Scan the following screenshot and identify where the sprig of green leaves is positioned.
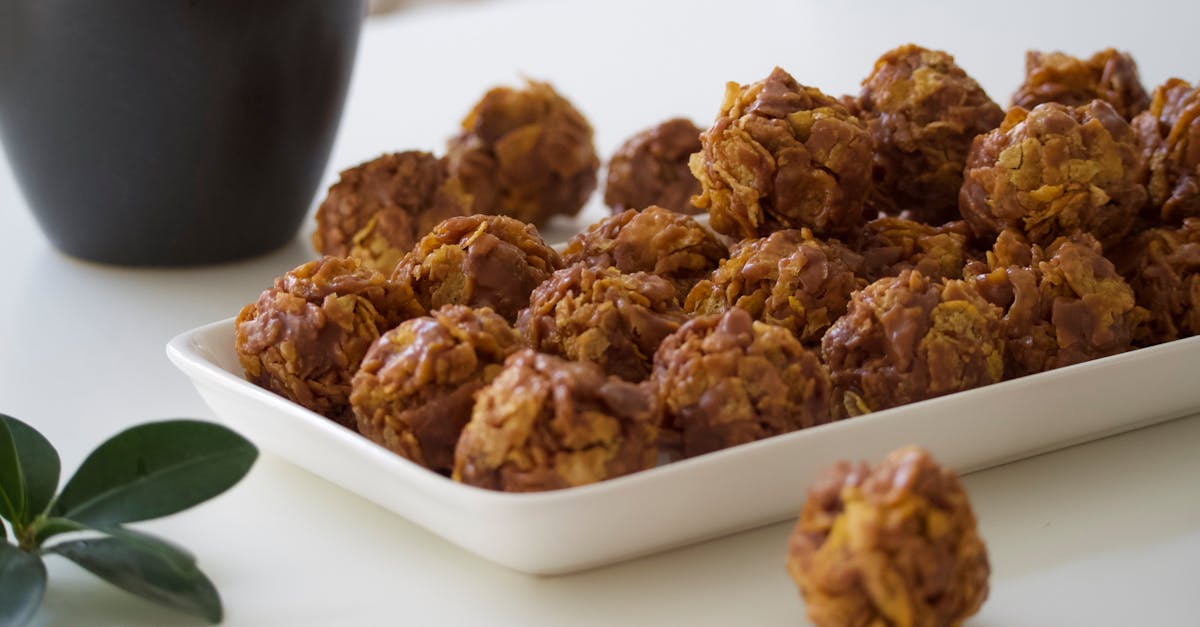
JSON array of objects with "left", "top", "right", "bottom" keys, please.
[{"left": 0, "top": 414, "right": 257, "bottom": 626}]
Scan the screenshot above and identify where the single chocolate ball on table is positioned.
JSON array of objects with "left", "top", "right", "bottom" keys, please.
[
  {"left": 446, "top": 79, "right": 599, "bottom": 226},
  {"left": 350, "top": 305, "right": 523, "bottom": 474},
  {"left": 853, "top": 44, "right": 1004, "bottom": 224},
  {"left": 821, "top": 270, "right": 1004, "bottom": 417},
  {"left": 235, "top": 256, "right": 424, "bottom": 428},
  {"left": 787, "top": 446, "right": 990, "bottom": 627},
  {"left": 959, "top": 100, "right": 1147, "bottom": 251},
  {"left": 685, "top": 228, "right": 863, "bottom": 346},
  {"left": 604, "top": 117, "right": 704, "bottom": 215},
  {"left": 690, "top": 66, "right": 873, "bottom": 239},
  {"left": 518, "top": 264, "right": 686, "bottom": 382},
  {"left": 311, "top": 151, "right": 472, "bottom": 273},
  {"left": 560, "top": 205, "right": 727, "bottom": 301},
  {"left": 1111, "top": 218, "right": 1200, "bottom": 345},
  {"left": 1010, "top": 48, "right": 1150, "bottom": 120},
  {"left": 453, "top": 349, "right": 660, "bottom": 492},
  {"left": 1133, "top": 78, "right": 1200, "bottom": 225},
  {"left": 652, "top": 308, "right": 832, "bottom": 459},
  {"left": 392, "top": 214, "right": 563, "bottom": 323}
]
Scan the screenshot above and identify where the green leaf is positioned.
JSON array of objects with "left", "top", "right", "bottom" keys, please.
[
  {"left": 0, "top": 414, "right": 61, "bottom": 526},
  {"left": 48, "top": 528, "right": 221, "bottom": 623},
  {"left": 53, "top": 420, "right": 256, "bottom": 527},
  {"left": 0, "top": 542, "right": 47, "bottom": 627},
  {"left": 33, "top": 517, "right": 87, "bottom": 545}
]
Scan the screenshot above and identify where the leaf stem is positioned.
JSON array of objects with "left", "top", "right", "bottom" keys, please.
[{"left": 16, "top": 515, "right": 45, "bottom": 552}]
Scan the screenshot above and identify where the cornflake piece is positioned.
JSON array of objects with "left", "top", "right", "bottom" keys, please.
[
  {"left": 351, "top": 305, "right": 523, "bottom": 474},
  {"left": 652, "top": 308, "right": 831, "bottom": 459},
  {"left": 312, "top": 151, "right": 471, "bottom": 273},
  {"left": 787, "top": 446, "right": 989, "bottom": 627},
  {"left": 235, "top": 256, "right": 423, "bottom": 428},
  {"left": 690, "top": 66, "right": 873, "bottom": 239},
  {"left": 446, "top": 79, "right": 598, "bottom": 226},
  {"left": 453, "top": 349, "right": 659, "bottom": 492},
  {"left": 393, "top": 214, "right": 563, "bottom": 323}
]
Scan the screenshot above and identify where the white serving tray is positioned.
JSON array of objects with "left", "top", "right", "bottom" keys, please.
[{"left": 166, "top": 320, "right": 1200, "bottom": 575}]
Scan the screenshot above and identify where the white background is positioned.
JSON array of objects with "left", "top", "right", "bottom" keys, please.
[{"left": 2, "top": 0, "right": 1199, "bottom": 624}]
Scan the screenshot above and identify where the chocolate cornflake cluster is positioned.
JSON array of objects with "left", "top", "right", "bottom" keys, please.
[
  {"left": 560, "top": 205, "right": 727, "bottom": 301},
  {"left": 822, "top": 270, "right": 1004, "bottom": 416},
  {"left": 453, "top": 349, "right": 659, "bottom": 492},
  {"left": 857, "top": 217, "right": 970, "bottom": 282},
  {"left": 518, "top": 264, "right": 686, "bottom": 382},
  {"left": 604, "top": 118, "right": 704, "bottom": 215},
  {"left": 1011, "top": 49, "right": 1150, "bottom": 120},
  {"left": 652, "top": 309, "right": 831, "bottom": 459},
  {"left": 969, "top": 231, "right": 1145, "bottom": 378},
  {"left": 1134, "top": 79, "right": 1200, "bottom": 224},
  {"left": 235, "top": 256, "right": 423, "bottom": 428},
  {"left": 446, "top": 79, "right": 599, "bottom": 226},
  {"left": 852, "top": 44, "right": 1004, "bottom": 224},
  {"left": 691, "top": 66, "right": 873, "bottom": 239},
  {"left": 960, "top": 100, "right": 1147, "bottom": 250},
  {"left": 312, "top": 151, "right": 472, "bottom": 273},
  {"left": 393, "top": 214, "right": 563, "bottom": 322},
  {"left": 685, "top": 229, "right": 863, "bottom": 345},
  {"left": 350, "top": 305, "right": 523, "bottom": 474},
  {"left": 1112, "top": 219, "right": 1200, "bottom": 345},
  {"left": 787, "top": 446, "right": 990, "bottom": 627}
]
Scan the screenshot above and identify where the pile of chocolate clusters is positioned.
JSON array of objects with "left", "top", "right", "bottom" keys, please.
[{"left": 235, "top": 45, "right": 1198, "bottom": 494}]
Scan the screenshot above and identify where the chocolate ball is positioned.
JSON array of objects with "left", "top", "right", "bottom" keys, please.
[
  {"left": 604, "top": 117, "right": 704, "bottom": 215},
  {"left": 685, "top": 229, "right": 864, "bottom": 345},
  {"left": 959, "top": 101, "right": 1147, "bottom": 250},
  {"left": 652, "top": 308, "right": 832, "bottom": 459},
  {"left": 350, "top": 305, "right": 523, "bottom": 474},
  {"left": 518, "top": 264, "right": 686, "bottom": 382},
  {"left": 690, "top": 66, "right": 873, "bottom": 239},
  {"left": 787, "top": 446, "right": 990, "bottom": 627},
  {"left": 311, "top": 151, "right": 472, "bottom": 273},
  {"left": 393, "top": 214, "right": 563, "bottom": 323},
  {"left": 446, "top": 79, "right": 599, "bottom": 226},
  {"left": 821, "top": 270, "right": 1004, "bottom": 416},
  {"left": 858, "top": 216, "right": 969, "bottom": 282},
  {"left": 1111, "top": 218, "right": 1200, "bottom": 345},
  {"left": 235, "top": 256, "right": 423, "bottom": 428},
  {"left": 855, "top": 44, "right": 1004, "bottom": 224},
  {"left": 1133, "top": 78, "right": 1200, "bottom": 224},
  {"left": 453, "top": 349, "right": 659, "bottom": 492},
  {"left": 1011, "top": 49, "right": 1150, "bottom": 120},
  {"left": 560, "top": 205, "right": 727, "bottom": 301}
]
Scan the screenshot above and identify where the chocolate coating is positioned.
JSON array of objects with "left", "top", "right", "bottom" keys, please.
[
  {"left": 453, "top": 349, "right": 659, "bottom": 492},
  {"left": 393, "top": 214, "right": 563, "bottom": 323},
  {"left": 858, "top": 217, "right": 969, "bottom": 282},
  {"left": 855, "top": 44, "right": 1004, "bottom": 224},
  {"left": 235, "top": 256, "right": 424, "bottom": 428},
  {"left": 311, "top": 151, "right": 472, "bottom": 273},
  {"left": 1134, "top": 78, "right": 1200, "bottom": 224},
  {"left": 787, "top": 446, "right": 990, "bottom": 627},
  {"left": 690, "top": 66, "right": 873, "bottom": 239},
  {"left": 685, "top": 229, "right": 864, "bottom": 345},
  {"left": 604, "top": 117, "right": 704, "bottom": 215},
  {"left": 518, "top": 264, "right": 686, "bottom": 382},
  {"left": 959, "top": 101, "right": 1147, "bottom": 250},
  {"left": 821, "top": 270, "right": 1004, "bottom": 416},
  {"left": 560, "top": 205, "right": 727, "bottom": 300},
  {"left": 446, "top": 79, "right": 599, "bottom": 226},
  {"left": 1011, "top": 49, "right": 1150, "bottom": 120},
  {"left": 350, "top": 305, "right": 523, "bottom": 474},
  {"left": 652, "top": 308, "right": 831, "bottom": 459},
  {"left": 1112, "top": 218, "right": 1200, "bottom": 345},
  {"left": 968, "top": 231, "right": 1144, "bottom": 377}
]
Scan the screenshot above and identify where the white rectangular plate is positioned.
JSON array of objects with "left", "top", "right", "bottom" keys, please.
[{"left": 167, "top": 320, "right": 1200, "bottom": 575}]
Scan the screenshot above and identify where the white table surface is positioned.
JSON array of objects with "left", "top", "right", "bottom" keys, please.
[{"left": 3, "top": 1, "right": 1199, "bottom": 625}]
